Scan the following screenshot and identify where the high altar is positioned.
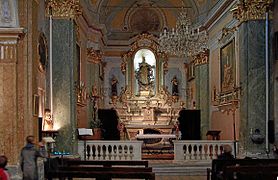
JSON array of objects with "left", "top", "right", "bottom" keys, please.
[{"left": 108, "top": 34, "right": 185, "bottom": 139}]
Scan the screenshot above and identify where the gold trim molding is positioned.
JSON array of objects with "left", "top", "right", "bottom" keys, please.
[
  {"left": 46, "top": 0, "right": 82, "bottom": 19},
  {"left": 87, "top": 48, "right": 103, "bottom": 64},
  {"left": 192, "top": 50, "right": 209, "bottom": 66},
  {"left": 232, "top": 0, "right": 273, "bottom": 23},
  {"left": 219, "top": 27, "right": 237, "bottom": 43}
]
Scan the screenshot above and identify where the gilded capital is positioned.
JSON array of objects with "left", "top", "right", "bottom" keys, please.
[
  {"left": 46, "top": 0, "right": 82, "bottom": 19},
  {"left": 192, "top": 50, "right": 209, "bottom": 66},
  {"left": 87, "top": 48, "right": 103, "bottom": 64},
  {"left": 232, "top": 0, "right": 273, "bottom": 23}
]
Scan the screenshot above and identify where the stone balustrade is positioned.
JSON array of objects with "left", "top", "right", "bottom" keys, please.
[
  {"left": 174, "top": 140, "right": 236, "bottom": 162},
  {"left": 78, "top": 140, "right": 237, "bottom": 162},
  {"left": 78, "top": 140, "right": 143, "bottom": 160}
]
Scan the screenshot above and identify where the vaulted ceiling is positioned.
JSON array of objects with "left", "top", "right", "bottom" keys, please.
[{"left": 82, "top": 0, "right": 219, "bottom": 41}]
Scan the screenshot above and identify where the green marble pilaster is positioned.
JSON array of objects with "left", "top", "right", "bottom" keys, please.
[
  {"left": 51, "top": 19, "right": 77, "bottom": 153},
  {"left": 195, "top": 64, "right": 210, "bottom": 139},
  {"left": 238, "top": 20, "right": 269, "bottom": 154}
]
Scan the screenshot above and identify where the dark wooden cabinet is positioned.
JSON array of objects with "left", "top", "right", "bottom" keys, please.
[{"left": 178, "top": 109, "right": 201, "bottom": 140}]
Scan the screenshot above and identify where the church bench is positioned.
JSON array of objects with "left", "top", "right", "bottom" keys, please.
[
  {"left": 45, "top": 159, "right": 154, "bottom": 180},
  {"left": 47, "top": 170, "right": 155, "bottom": 180},
  {"left": 223, "top": 164, "right": 278, "bottom": 180},
  {"left": 208, "top": 159, "right": 278, "bottom": 180},
  {"left": 57, "top": 166, "right": 153, "bottom": 172},
  {"left": 63, "top": 159, "right": 149, "bottom": 167}
]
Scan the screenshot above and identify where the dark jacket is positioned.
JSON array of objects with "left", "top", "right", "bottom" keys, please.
[{"left": 20, "top": 143, "right": 46, "bottom": 180}]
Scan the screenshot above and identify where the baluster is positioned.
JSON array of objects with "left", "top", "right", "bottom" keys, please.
[
  {"left": 198, "top": 144, "right": 202, "bottom": 160},
  {"left": 129, "top": 145, "right": 134, "bottom": 160},
  {"left": 118, "top": 145, "right": 123, "bottom": 160},
  {"left": 108, "top": 145, "right": 112, "bottom": 160},
  {"left": 183, "top": 144, "right": 187, "bottom": 160},
  {"left": 113, "top": 145, "right": 117, "bottom": 160}
]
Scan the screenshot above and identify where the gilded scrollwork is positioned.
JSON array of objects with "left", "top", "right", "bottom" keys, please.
[
  {"left": 232, "top": 0, "right": 273, "bottom": 24},
  {"left": 218, "top": 27, "right": 237, "bottom": 44},
  {"left": 192, "top": 49, "right": 209, "bottom": 66},
  {"left": 75, "top": 81, "right": 87, "bottom": 106},
  {"left": 46, "top": 0, "right": 82, "bottom": 19},
  {"left": 87, "top": 47, "right": 103, "bottom": 64}
]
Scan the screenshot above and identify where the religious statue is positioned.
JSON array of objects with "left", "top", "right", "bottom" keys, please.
[
  {"left": 43, "top": 109, "right": 53, "bottom": 131},
  {"left": 111, "top": 75, "right": 118, "bottom": 96},
  {"left": 222, "top": 63, "right": 233, "bottom": 90},
  {"left": 135, "top": 56, "right": 154, "bottom": 90},
  {"left": 171, "top": 76, "right": 179, "bottom": 96},
  {"left": 117, "top": 122, "right": 129, "bottom": 140}
]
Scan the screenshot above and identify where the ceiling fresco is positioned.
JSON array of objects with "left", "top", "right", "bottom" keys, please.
[{"left": 84, "top": 0, "right": 218, "bottom": 40}]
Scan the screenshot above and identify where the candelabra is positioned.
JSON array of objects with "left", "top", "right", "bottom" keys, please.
[{"left": 158, "top": 8, "right": 208, "bottom": 57}]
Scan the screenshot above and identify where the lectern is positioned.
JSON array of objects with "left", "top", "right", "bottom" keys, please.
[{"left": 206, "top": 130, "right": 221, "bottom": 140}]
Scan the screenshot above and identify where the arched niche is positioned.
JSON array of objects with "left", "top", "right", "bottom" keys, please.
[{"left": 121, "top": 33, "right": 168, "bottom": 98}]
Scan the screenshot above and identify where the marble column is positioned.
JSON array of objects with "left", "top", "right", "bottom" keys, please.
[
  {"left": 238, "top": 20, "right": 271, "bottom": 155},
  {"left": 195, "top": 63, "right": 210, "bottom": 139},
  {"left": 51, "top": 19, "right": 77, "bottom": 153}
]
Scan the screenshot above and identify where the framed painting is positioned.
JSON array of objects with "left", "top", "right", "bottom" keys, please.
[
  {"left": 33, "top": 94, "right": 39, "bottom": 116},
  {"left": 187, "top": 61, "right": 195, "bottom": 81},
  {"left": 220, "top": 39, "right": 236, "bottom": 92}
]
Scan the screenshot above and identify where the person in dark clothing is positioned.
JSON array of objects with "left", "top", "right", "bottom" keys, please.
[
  {"left": 217, "top": 144, "right": 234, "bottom": 160},
  {"left": 20, "top": 135, "right": 46, "bottom": 180},
  {"left": 216, "top": 145, "right": 235, "bottom": 180}
]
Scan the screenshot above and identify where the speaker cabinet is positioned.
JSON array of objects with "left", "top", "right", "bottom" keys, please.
[
  {"left": 98, "top": 109, "right": 120, "bottom": 140},
  {"left": 268, "top": 120, "right": 275, "bottom": 144},
  {"left": 178, "top": 109, "right": 201, "bottom": 140}
]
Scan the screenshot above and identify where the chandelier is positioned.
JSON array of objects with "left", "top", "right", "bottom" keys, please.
[{"left": 158, "top": 8, "right": 208, "bottom": 57}]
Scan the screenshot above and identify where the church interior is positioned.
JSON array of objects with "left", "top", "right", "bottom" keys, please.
[{"left": 0, "top": 0, "right": 278, "bottom": 179}]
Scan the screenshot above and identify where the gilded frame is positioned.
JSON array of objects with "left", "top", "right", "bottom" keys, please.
[
  {"left": 220, "top": 39, "right": 236, "bottom": 92},
  {"left": 33, "top": 94, "right": 39, "bottom": 116}
]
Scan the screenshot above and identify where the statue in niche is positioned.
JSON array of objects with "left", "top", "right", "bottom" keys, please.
[
  {"left": 43, "top": 109, "right": 53, "bottom": 131},
  {"left": 111, "top": 75, "right": 118, "bottom": 96},
  {"left": 135, "top": 56, "right": 154, "bottom": 90},
  {"left": 171, "top": 76, "right": 179, "bottom": 96}
]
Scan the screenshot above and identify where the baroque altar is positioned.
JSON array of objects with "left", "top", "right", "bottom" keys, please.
[{"left": 108, "top": 33, "right": 185, "bottom": 139}]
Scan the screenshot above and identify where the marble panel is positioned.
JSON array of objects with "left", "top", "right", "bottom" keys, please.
[
  {"left": 0, "top": 64, "right": 17, "bottom": 163},
  {"left": 51, "top": 19, "right": 77, "bottom": 153},
  {"left": 239, "top": 21, "right": 267, "bottom": 153},
  {"left": 195, "top": 64, "right": 209, "bottom": 139}
]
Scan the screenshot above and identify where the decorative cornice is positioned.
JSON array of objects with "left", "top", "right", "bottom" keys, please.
[
  {"left": 232, "top": 0, "right": 273, "bottom": 23},
  {"left": 218, "top": 27, "right": 237, "bottom": 43},
  {"left": 192, "top": 49, "right": 209, "bottom": 66},
  {"left": 87, "top": 48, "right": 103, "bottom": 64},
  {"left": 0, "top": 28, "right": 25, "bottom": 42},
  {"left": 46, "top": 0, "right": 82, "bottom": 19}
]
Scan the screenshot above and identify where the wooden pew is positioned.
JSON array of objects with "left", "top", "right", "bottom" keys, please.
[
  {"left": 64, "top": 159, "right": 149, "bottom": 167},
  {"left": 47, "top": 170, "right": 155, "bottom": 180},
  {"left": 46, "top": 159, "right": 155, "bottom": 180},
  {"left": 208, "top": 159, "right": 278, "bottom": 180},
  {"left": 223, "top": 164, "right": 278, "bottom": 180}
]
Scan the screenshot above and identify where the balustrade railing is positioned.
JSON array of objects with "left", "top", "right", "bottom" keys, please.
[
  {"left": 78, "top": 140, "right": 237, "bottom": 162},
  {"left": 78, "top": 140, "right": 143, "bottom": 160},
  {"left": 174, "top": 140, "right": 236, "bottom": 162}
]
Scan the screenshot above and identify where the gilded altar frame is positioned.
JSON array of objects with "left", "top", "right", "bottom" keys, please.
[{"left": 121, "top": 33, "right": 168, "bottom": 98}]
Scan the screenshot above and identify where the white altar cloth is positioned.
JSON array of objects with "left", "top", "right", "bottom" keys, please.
[{"left": 135, "top": 134, "right": 176, "bottom": 139}]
